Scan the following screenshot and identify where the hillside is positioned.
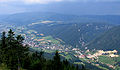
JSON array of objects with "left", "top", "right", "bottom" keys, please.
[
  {"left": 86, "top": 26, "right": 120, "bottom": 53},
  {"left": 28, "top": 21, "right": 113, "bottom": 48},
  {"left": 1, "top": 12, "right": 119, "bottom": 49}
]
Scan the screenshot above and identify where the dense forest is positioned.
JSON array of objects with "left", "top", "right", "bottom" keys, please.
[{"left": 0, "top": 29, "right": 86, "bottom": 70}]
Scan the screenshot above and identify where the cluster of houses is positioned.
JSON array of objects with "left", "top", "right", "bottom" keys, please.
[
  {"left": 93, "top": 50, "right": 119, "bottom": 58},
  {"left": 74, "top": 49, "right": 119, "bottom": 59}
]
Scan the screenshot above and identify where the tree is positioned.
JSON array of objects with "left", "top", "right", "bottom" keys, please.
[
  {"left": 0, "top": 29, "right": 29, "bottom": 70},
  {"left": 29, "top": 51, "right": 45, "bottom": 70},
  {"left": 81, "top": 65, "right": 86, "bottom": 70},
  {"left": 16, "top": 35, "right": 29, "bottom": 70},
  {"left": 1, "top": 32, "right": 6, "bottom": 49},
  {"left": 0, "top": 32, "right": 7, "bottom": 63},
  {"left": 53, "top": 51, "right": 62, "bottom": 70}
]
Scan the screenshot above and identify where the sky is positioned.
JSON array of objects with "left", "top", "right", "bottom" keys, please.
[{"left": 0, "top": 0, "right": 120, "bottom": 15}]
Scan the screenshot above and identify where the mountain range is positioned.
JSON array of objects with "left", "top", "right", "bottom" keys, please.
[{"left": 0, "top": 12, "right": 120, "bottom": 52}]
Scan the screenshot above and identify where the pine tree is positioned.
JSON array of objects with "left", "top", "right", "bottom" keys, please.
[
  {"left": 53, "top": 51, "right": 62, "bottom": 70},
  {"left": 0, "top": 29, "right": 29, "bottom": 70},
  {"left": 0, "top": 31, "right": 7, "bottom": 63},
  {"left": 1, "top": 32, "right": 6, "bottom": 49}
]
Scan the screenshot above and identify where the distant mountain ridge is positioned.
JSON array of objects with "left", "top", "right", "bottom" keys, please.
[{"left": 0, "top": 12, "right": 120, "bottom": 25}]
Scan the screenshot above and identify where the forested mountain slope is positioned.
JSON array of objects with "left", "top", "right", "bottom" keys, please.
[
  {"left": 86, "top": 26, "right": 120, "bottom": 53},
  {"left": 28, "top": 22, "right": 113, "bottom": 48}
]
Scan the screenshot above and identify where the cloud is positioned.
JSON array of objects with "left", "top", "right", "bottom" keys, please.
[
  {"left": 0, "top": 0, "right": 73, "bottom": 4},
  {"left": 23, "top": 0, "right": 64, "bottom": 4},
  {"left": 0, "top": 0, "right": 15, "bottom": 2},
  {"left": 0, "top": 0, "right": 120, "bottom": 4}
]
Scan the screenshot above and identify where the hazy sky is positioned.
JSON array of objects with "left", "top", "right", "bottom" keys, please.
[{"left": 0, "top": 0, "right": 120, "bottom": 15}]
